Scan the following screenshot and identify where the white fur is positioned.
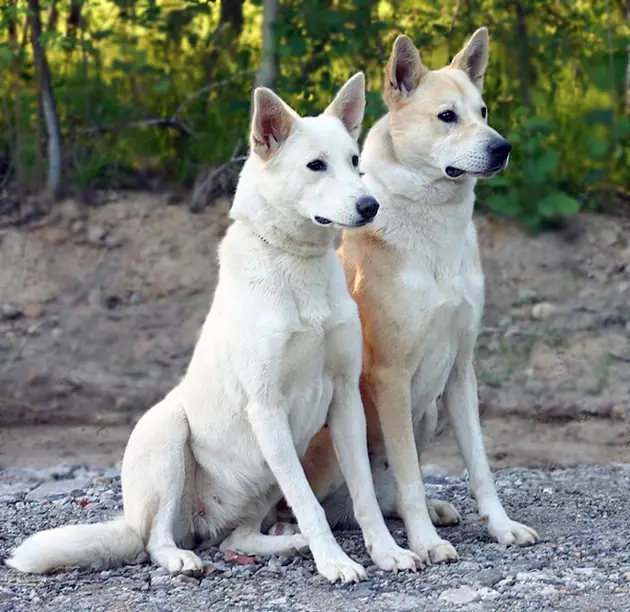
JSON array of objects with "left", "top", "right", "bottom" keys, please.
[{"left": 6, "top": 74, "right": 419, "bottom": 583}]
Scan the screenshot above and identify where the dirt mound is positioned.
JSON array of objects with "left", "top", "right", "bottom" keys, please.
[{"left": 1, "top": 193, "right": 629, "bottom": 469}]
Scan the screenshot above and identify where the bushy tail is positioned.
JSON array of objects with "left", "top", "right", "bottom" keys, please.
[{"left": 5, "top": 519, "right": 144, "bottom": 574}]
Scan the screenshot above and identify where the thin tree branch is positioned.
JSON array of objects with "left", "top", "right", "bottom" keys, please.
[
  {"left": 171, "top": 69, "right": 254, "bottom": 118},
  {"left": 78, "top": 117, "right": 199, "bottom": 139}
]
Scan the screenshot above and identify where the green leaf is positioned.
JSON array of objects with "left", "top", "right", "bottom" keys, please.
[
  {"left": 486, "top": 193, "right": 521, "bottom": 216},
  {"left": 537, "top": 192, "right": 580, "bottom": 218},
  {"left": 585, "top": 137, "right": 609, "bottom": 160},
  {"left": 488, "top": 175, "right": 511, "bottom": 188}
]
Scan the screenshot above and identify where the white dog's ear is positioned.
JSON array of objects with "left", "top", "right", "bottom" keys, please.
[
  {"left": 323, "top": 72, "right": 366, "bottom": 141},
  {"left": 450, "top": 27, "right": 489, "bottom": 91},
  {"left": 251, "top": 88, "right": 297, "bottom": 160},
  {"left": 384, "top": 35, "right": 428, "bottom": 108}
]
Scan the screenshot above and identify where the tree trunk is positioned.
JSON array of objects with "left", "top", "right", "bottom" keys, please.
[
  {"left": 28, "top": 0, "right": 62, "bottom": 201},
  {"left": 254, "top": 0, "right": 279, "bottom": 91}
]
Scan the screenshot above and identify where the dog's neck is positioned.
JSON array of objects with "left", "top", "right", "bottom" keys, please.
[
  {"left": 360, "top": 116, "right": 477, "bottom": 270},
  {"left": 230, "top": 201, "right": 335, "bottom": 260}
]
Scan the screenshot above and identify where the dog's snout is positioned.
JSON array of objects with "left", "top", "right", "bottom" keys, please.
[
  {"left": 356, "top": 195, "right": 379, "bottom": 222},
  {"left": 488, "top": 139, "right": 512, "bottom": 163}
]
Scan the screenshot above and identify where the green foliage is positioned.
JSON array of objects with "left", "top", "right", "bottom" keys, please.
[{"left": 0, "top": 0, "right": 628, "bottom": 228}]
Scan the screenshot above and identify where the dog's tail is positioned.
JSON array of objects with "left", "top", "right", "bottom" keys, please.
[{"left": 5, "top": 519, "right": 144, "bottom": 574}]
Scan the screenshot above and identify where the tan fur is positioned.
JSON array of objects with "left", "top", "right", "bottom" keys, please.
[{"left": 297, "top": 28, "right": 539, "bottom": 564}]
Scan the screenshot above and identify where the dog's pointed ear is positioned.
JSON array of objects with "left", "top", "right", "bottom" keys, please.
[
  {"left": 324, "top": 72, "right": 366, "bottom": 142},
  {"left": 384, "top": 35, "right": 428, "bottom": 108},
  {"left": 450, "top": 27, "right": 489, "bottom": 91},
  {"left": 251, "top": 87, "right": 297, "bottom": 160}
]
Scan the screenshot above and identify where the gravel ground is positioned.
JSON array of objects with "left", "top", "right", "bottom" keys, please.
[{"left": 1, "top": 464, "right": 629, "bottom": 611}]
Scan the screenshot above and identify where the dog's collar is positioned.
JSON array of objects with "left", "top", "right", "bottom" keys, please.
[{"left": 233, "top": 217, "right": 332, "bottom": 258}]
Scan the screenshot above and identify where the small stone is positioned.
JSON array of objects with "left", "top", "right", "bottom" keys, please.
[
  {"left": 71, "top": 220, "right": 85, "bottom": 233},
  {"left": 40, "top": 226, "right": 69, "bottom": 246},
  {"left": 531, "top": 302, "right": 557, "bottom": 320},
  {"left": 87, "top": 224, "right": 107, "bottom": 244},
  {"left": 151, "top": 574, "right": 171, "bottom": 587},
  {"left": 175, "top": 574, "right": 199, "bottom": 586},
  {"left": 623, "top": 572, "right": 630, "bottom": 583},
  {"left": 223, "top": 550, "right": 256, "bottom": 565},
  {"left": 472, "top": 569, "right": 504, "bottom": 587},
  {"left": 104, "top": 232, "right": 124, "bottom": 248},
  {"left": 113, "top": 397, "right": 132, "bottom": 412},
  {"left": 1, "top": 303, "right": 21, "bottom": 320},
  {"left": 611, "top": 405, "right": 628, "bottom": 421},
  {"left": 25, "top": 477, "right": 93, "bottom": 501},
  {"left": 439, "top": 586, "right": 480, "bottom": 605},
  {"left": 23, "top": 303, "right": 45, "bottom": 319}
]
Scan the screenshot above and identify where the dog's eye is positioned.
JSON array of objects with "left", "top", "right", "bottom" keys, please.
[
  {"left": 306, "top": 159, "right": 327, "bottom": 172},
  {"left": 352, "top": 155, "right": 359, "bottom": 168},
  {"left": 481, "top": 106, "right": 488, "bottom": 119},
  {"left": 438, "top": 110, "right": 457, "bottom": 123}
]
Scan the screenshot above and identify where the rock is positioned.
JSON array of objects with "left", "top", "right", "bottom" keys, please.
[
  {"left": 104, "top": 231, "right": 124, "bottom": 248},
  {"left": 471, "top": 569, "right": 504, "bottom": 587},
  {"left": 87, "top": 224, "right": 107, "bottom": 244},
  {"left": 25, "top": 477, "right": 93, "bottom": 502},
  {"left": 40, "top": 226, "right": 69, "bottom": 246},
  {"left": 23, "top": 303, "right": 45, "bottom": 319},
  {"left": 223, "top": 550, "right": 256, "bottom": 565},
  {"left": 1, "top": 303, "right": 21, "bottom": 320},
  {"left": 59, "top": 199, "right": 84, "bottom": 221},
  {"left": 531, "top": 302, "right": 557, "bottom": 320},
  {"left": 71, "top": 220, "right": 85, "bottom": 233},
  {"left": 610, "top": 404, "right": 628, "bottom": 421},
  {"left": 439, "top": 586, "right": 480, "bottom": 605}
]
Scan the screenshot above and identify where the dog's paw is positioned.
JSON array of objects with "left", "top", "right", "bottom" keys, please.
[
  {"left": 268, "top": 522, "right": 301, "bottom": 536},
  {"left": 427, "top": 539, "right": 459, "bottom": 564},
  {"left": 410, "top": 536, "right": 458, "bottom": 565},
  {"left": 489, "top": 520, "right": 539, "bottom": 547},
  {"left": 368, "top": 541, "right": 423, "bottom": 572},
  {"left": 314, "top": 549, "right": 366, "bottom": 583},
  {"left": 155, "top": 548, "right": 205, "bottom": 576},
  {"left": 428, "top": 499, "right": 462, "bottom": 526}
]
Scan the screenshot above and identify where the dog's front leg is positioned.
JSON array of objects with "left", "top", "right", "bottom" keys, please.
[
  {"left": 328, "top": 378, "right": 421, "bottom": 572},
  {"left": 371, "top": 366, "right": 459, "bottom": 564},
  {"left": 247, "top": 402, "right": 366, "bottom": 583},
  {"left": 444, "top": 360, "right": 539, "bottom": 546}
]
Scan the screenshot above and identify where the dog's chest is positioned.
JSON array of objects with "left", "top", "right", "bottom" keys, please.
[
  {"left": 281, "top": 288, "right": 355, "bottom": 454},
  {"left": 400, "top": 264, "right": 483, "bottom": 405}
]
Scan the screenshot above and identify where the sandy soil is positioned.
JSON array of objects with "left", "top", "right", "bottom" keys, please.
[{"left": 0, "top": 192, "right": 629, "bottom": 470}]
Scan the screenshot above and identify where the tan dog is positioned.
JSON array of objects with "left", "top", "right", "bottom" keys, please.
[{"left": 279, "top": 28, "right": 539, "bottom": 565}]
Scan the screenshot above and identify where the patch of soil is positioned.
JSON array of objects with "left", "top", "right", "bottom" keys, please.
[{"left": 1, "top": 192, "right": 629, "bottom": 469}]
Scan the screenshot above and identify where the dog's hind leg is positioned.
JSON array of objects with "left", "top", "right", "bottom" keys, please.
[
  {"left": 443, "top": 361, "right": 539, "bottom": 546},
  {"left": 122, "top": 394, "right": 204, "bottom": 576},
  {"left": 415, "top": 402, "right": 462, "bottom": 527},
  {"left": 221, "top": 512, "right": 308, "bottom": 556}
]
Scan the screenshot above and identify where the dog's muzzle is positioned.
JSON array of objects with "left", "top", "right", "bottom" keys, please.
[{"left": 355, "top": 195, "right": 379, "bottom": 223}]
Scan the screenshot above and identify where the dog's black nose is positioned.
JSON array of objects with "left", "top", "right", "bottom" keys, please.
[
  {"left": 356, "top": 195, "right": 379, "bottom": 222},
  {"left": 488, "top": 139, "right": 512, "bottom": 163}
]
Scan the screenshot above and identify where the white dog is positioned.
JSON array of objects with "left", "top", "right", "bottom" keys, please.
[
  {"left": 6, "top": 73, "right": 419, "bottom": 583},
  {"left": 294, "top": 28, "right": 540, "bottom": 564}
]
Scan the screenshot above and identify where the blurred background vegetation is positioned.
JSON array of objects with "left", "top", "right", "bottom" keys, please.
[{"left": 0, "top": 0, "right": 629, "bottom": 229}]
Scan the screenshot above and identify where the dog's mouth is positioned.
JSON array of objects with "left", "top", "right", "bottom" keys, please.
[
  {"left": 314, "top": 216, "right": 333, "bottom": 226},
  {"left": 445, "top": 162, "right": 508, "bottom": 180},
  {"left": 445, "top": 166, "right": 466, "bottom": 179},
  {"left": 313, "top": 216, "right": 370, "bottom": 229}
]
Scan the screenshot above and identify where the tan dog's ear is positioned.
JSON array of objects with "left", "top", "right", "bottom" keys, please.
[
  {"left": 251, "top": 88, "right": 298, "bottom": 160},
  {"left": 450, "top": 27, "right": 489, "bottom": 91},
  {"left": 324, "top": 72, "right": 365, "bottom": 142},
  {"left": 384, "top": 35, "right": 428, "bottom": 108}
]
